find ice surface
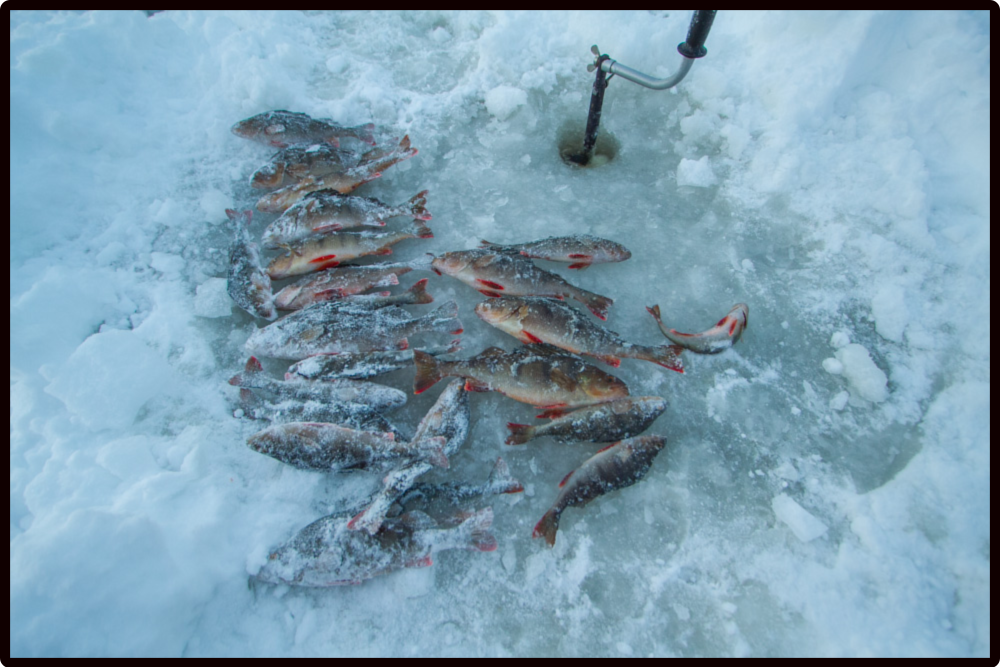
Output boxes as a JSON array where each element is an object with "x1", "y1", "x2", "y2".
[
  {"x1": 10, "y1": 9, "x2": 989, "y2": 658},
  {"x1": 772, "y1": 493, "x2": 829, "y2": 542}
]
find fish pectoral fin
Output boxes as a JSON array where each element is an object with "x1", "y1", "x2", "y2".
[
  {"x1": 535, "y1": 405, "x2": 568, "y2": 419},
  {"x1": 519, "y1": 331, "x2": 545, "y2": 345},
  {"x1": 557, "y1": 469, "x2": 575, "y2": 488},
  {"x1": 299, "y1": 326, "x2": 324, "y2": 342},
  {"x1": 464, "y1": 379, "x2": 491, "y2": 392},
  {"x1": 548, "y1": 368, "x2": 576, "y2": 392}
]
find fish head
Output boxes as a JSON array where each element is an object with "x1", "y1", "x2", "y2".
[
  {"x1": 430, "y1": 251, "x2": 474, "y2": 277},
  {"x1": 473, "y1": 298, "x2": 525, "y2": 328},
  {"x1": 578, "y1": 368, "x2": 631, "y2": 402},
  {"x1": 731, "y1": 303, "x2": 749, "y2": 329}
]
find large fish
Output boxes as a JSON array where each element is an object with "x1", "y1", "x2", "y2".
[
  {"x1": 237, "y1": 388, "x2": 408, "y2": 441},
  {"x1": 250, "y1": 143, "x2": 364, "y2": 189},
  {"x1": 255, "y1": 135, "x2": 418, "y2": 213},
  {"x1": 254, "y1": 507, "x2": 495, "y2": 587},
  {"x1": 247, "y1": 421, "x2": 447, "y2": 473},
  {"x1": 286, "y1": 339, "x2": 461, "y2": 381},
  {"x1": 231, "y1": 110, "x2": 375, "y2": 148},
  {"x1": 475, "y1": 296, "x2": 684, "y2": 373},
  {"x1": 480, "y1": 235, "x2": 631, "y2": 270},
  {"x1": 413, "y1": 345, "x2": 629, "y2": 418},
  {"x1": 225, "y1": 209, "x2": 277, "y2": 320},
  {"x1": 533, "y1": 435, "x2": 666, "y2": 547},
  {"x1": 266, "y1": 221, "x2": 433, "y2": 279},
  {"x1": 262, "y1": 190, "x2": 430, "y2": 248},
  {"x1": 431, "y1": 249, "x2": 613, "y2": 320},
  {"x1": 646, "y1": 303, "x2": 749, "y2": 354},
  {"x1": 272, "y1": 256, "x2": 433, "y2": 310},
  {"x1": 505, "y1": 395, "x2": 667, "y2": 446},
  {"x1": 245, "y1": 300, "x2": 463, "y2": 360}
]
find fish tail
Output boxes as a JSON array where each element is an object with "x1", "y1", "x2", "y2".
[
  {"x1": 413, "y1": 220, "x2": 433, "y2": 239},
  {"x1": 406, "y1": 278, "x2": 434, "y2": 305},
  {"x1": 413, "y1": 350, "x2": 444, "y2": 394},
  {"x1": 238, "y1": 388, "x2": 262, "y2": 418},
  {"x1": 413, "y1": 435, "x2": 449, "y2": 469},
  {"x1": 228, "y1": 356, "x2": 265, "y2": 386},
  {"x1": 408, "y1": 190, "x2": 431, "y2": 221},
  {"x1": 357, "y1": 122, "x2": 376, "y2": 145},
  {"x1": 532, "y1": 508, "x2": 561, "y2": 547},
  {"x1": 486, "y1": 457, "x2": 524, "y2": 494},
  {"x1": 425, "y1": 299, "x2": 463, "y2": 335},
  {"x1": 578, "y1": 289, "x2": 614, "y2": 321},
  {"x1": 454, "y1": 507, "x2": 496, "y2": 552},
  {"x1": 637, "y1": 344, "x2": 685, "y2": 373},
  {"x1": 225, "y1": 208, "x2": 253, "y2": 226},
  {"x1": 504, "y1": 422, "x2": 536, "y2": 446},
  {"x1": 403, "y1": 252, "x2": 435, "y2": 273}
]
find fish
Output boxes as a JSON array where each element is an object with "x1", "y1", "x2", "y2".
[
  {"x1": 286, "y1": 339, "x2": 461, "y2": 381},
  {"x1": 475, "y1": 296, "x2": 684, "y2": 373},
  {"x1": 480, "y1": 234, "x2": 631, "y2": 270},
  {"x1": 276, "y1": 276, "x2": 435, "y2": 313},
  {"x1": 228, "y1": 356, "x2": 406, "y2": 411},
  {"x1": 396, "y1": 457, "x2": 524, "y2": 510},
  {"x1": 646, "y1": 303, "x2": 749, "y2": 354},
  {"x1": 271, "y1": 256, "x2": 434, "y2": 310},
  {"x1": 505, "y1": 395, "x2": 667, "y2": 446},
  {"x1": 413, "y1": 345, "x2": 629, "y2": 418},
  {"x1": 533, "y1": 435, "x2": 666, "y2": 547},
  {"x1": 245, "y1": 300, "x2": 463, "y2": 360},
  {"x1": 254, "y1": 507, "x2": 495, "y2": 587},
  {"x1": 261, "y1": 190, "x2": 431, "y2": 248},
  {"x1": 237, "y1": 388, "x2": 408, "y2": 441},
  {"x1": 266, "y1": 221, "x2": 433, "y2": 279},
  {"x1": 255, "y1": 135, "x2": 418, "y2": 214},
  {"x1": 431, "y1": 249, "x2": 613, "y2": 320},
  {"x1": 225, "y1": 209, "x2": 277, "y2": 320},
  {"x1": 250, "y1": 143, "x2": 365, "y2": 189},
  {"x1": 247, "y1": 421, "x2": 448, "y2": 473},
  {"x1": 231, "y1": 110, "x2": 376, "y2": 148}
]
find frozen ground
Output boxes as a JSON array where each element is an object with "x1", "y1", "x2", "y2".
[{"x1": 10, "y1": 10, "x2": 989, "y2": 657}]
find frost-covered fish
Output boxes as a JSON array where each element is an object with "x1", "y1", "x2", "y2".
[
  {"x1": 237, "y1": 388, "x2": 408, "y2": 441},
  {"x1": 286, "y1": 339, "x2": 460, "y2": 381},
  {"x1": 413, "y1": 345, "x2": 629, "y2": 418},
  {"x1": 533, "y1": 435, "x2": 666, "y2": 547},
  {"x1": 262, "y1": 190, "x2": 430, "y2": 247},
  {"x1": 431, "y1": 249, "x2": 614, "y2": 320},
  {"x1": 245, "y1": 300, "x2": 463, "y2": 360},
  {"x1": 256, "y1": 135, "x2": 418, "y2": 213},
  {"x1": 505, "y1": 395, "x2": 667, "y2": 446},
  {"x1": 225, "y1": 209, "x2": 277, "y2": 320},
  {"x1": 231, "y1": 110, "x2": 375, "y2": 148},
  {"x1": 266, "y1": 221, "x2": 434, "y2": 279},
  {"x1": 396, "y1": 457, "x2": 524, "y2": 509},
  {"x1": 476, "y1": 297, "x2": 684, "y2": 373},
  {"x1": 272, "y1": 257, "x2": 433, "y2": 310},
  {"x1": 254, "y1": 507, "x2": 495, "y2": 587},
  {"x1": 480, "y1": 235, "x2": 631, "y2": 270},
  {"x1": 646, "y1": 303, "x2": 749, "y2": 354},
  {"x1": 250, "y1": 143, "x2": 363, "y2": 189},
  {"x1": 247, "y1": 422, "x2": 448, "y2": 473},
  {"x1": 229, "y1": 356, "x2": 406, "y2": 411}
]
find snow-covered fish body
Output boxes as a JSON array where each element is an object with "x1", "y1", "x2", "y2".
[
  {"x1": 250, "y1": 143, "x2": 364, "y2": 189},
  {"x1": 397, "y1": 457, "x2": 524, "y2": 509},
  {"x1": 481, "y1": 234, "x2": 631, "y2": 270},
  {"x1": 237, "y1": 389, "x2": 408, "y2": 440},
  {"x1": 225, "y1": 209, "x2": 277, "y2": 320},
  {"x1": 262, "y1": 190, "x2": 430, "y2": 248},
  {"x1": 533, "y1": 435, "x2": 666, "y2": 547},
  {"x1": 475, "y1": 297, "x2": 684, "y2": 373},
  {"x1": 413, "y1": 345, "x2": 629, "y2": 418},
  {"x1": 646, "y1": 303, "x2": 749, "y2": 354},
  {"x1": 431, "y1": 249, "x2": 614, "y2": 320},
  {"x1": 505, "y1": 395, "x2": 667, "y2": 446},
  {"x1": 231, "y1": 110, "x2": 375, "y2": 148},
  {"x1": 245, "y1": 300, "x2": 463, "y2": 360},
  {"x1": 286, "y1": 338, "x2": 460, "y2": 381},
  {"x1": 254, "y1": 507, "x2": 495, "y2": 587},
  {"x1": 266, "y1": 222, "x2": 433, "y2": 279},
  {"x1": 247, "y1": 422, "x2": 447, "y2": 473},
  {"x1": 271, "y1": 258, "x2": 431, "y2": 310}
]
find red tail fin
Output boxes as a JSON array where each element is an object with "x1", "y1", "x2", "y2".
[
  {"x1": 407, "y1": 278, "x2": 434, "y2": 305},
  {"x1": 505, "y1": 423, "x2": 535, "y2": 446},
  {"x1": 532, "y1": 509, "x2": 561, "y2": 547},
  {"x1": 413, "y1": 350, "x2": 443, "y2": 394}
]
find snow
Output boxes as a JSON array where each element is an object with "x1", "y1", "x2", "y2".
[{"x1": 10, "y1": 9, "x2": 989, "y2": 658}]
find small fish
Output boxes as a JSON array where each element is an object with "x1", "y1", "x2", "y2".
[
  {"x1": 266, "y1": 221, "x2": 433, "y2": 280},
  {"x1": 506, "y1": 395, "x2": 667, "y2": 446},
  {"x1": 245, "y1": 300, "x2": 463, "y2": 360},
  {"x1": 287, "y1": 339, "x2": 461, "y2": 381},
  {"x1": 247, "y1": 422, "x2": 448, "y2": 473},
  {"x1": 646, "y1": 303, "x2": 749, "y2": 354},
  {"x1": 262, "y1": 190, "x2": 431, "y2": 248},
  {"x1": 481, "y1": 235, "x2": 631, "y2": 270},
  {"x1": 256, "y1": 135, "x2": 418, "y2": 214},
  {"x1": 250, "y1": 143, "x2": 365, "y2": 189},
  {"x1": 396, "y1": 457, "x2": 525, "y2": 509},
  {"x1": 237, "y1": 388, "x2": 408, "y2": 441},
  {"x1": 231, "y1": 110, "x2": 375, "y2": 148},
  {"x1": 533, "y1": 435, "x2": 666, "y2": 547},
  {"x1": 229, "y1": 356, "x2": 406, "y2": 411},
  {"x1": 255, "y1": 507, "x2": 495, "y2": 587},
  {"x1": 225, "y1": 209, "x2": 277, "y2": 320},
  {"x1": 272, "y1": 257, "x2": 433, "y2": 310},
  {"x1": 431, "y1": 249, "x2": 613, "y2": 320},
  {"x1": 476, "y1": 296, "x2": 684, "y2": 373},
  {"x1": 413, "y1": 345, "x2": 629, "y2": 418}
]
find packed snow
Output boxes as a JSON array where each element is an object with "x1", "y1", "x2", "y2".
[{"x1": 10, "y1": 10, "x2": 989, "y2": 657}]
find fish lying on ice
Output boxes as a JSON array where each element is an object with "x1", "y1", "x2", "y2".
[
  {"x1": 231, "y1": 110, "x2": 375, "y2": 148},
  {"x1": 271, "y1": 256, "x2": 434, "y2": 310},
  {"x1": 431, "y1": 248, "x2": 613, "y2": 320},
  {"x1": 255, "y1": 507, "x2": 496, "y2": 587},
  {"x1": 476, "y1": 296, "x2": 684, "y2": 372},
  {"x1": 646, "y1": 303, "x2": 749, "y2": 354},
  {"x1": 237, "y1": 388, "x2": 408, "y2": 440},
  {"x1": 413, "y1": 345, "x2": 629, "y2": 418},
  {"x1": 396, "y1": 457, "x2": 524, "y2": 510},
  {"x1": 533, "y1": 435, "x2": 666, "y2": 547},
  {"x1": 225, "y1": 209, "x2": 277, "y2": 320},
  {"x1": 480, "y1": 234, "x2": 631, "y2": 270},
  {"x1": 286, "y1": 339, "x2": 461, "y2": 382},
  {"x1": 505, "y1": 395, "x2": 666, "y2": 446}
]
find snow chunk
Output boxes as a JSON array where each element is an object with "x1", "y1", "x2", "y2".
[
  {"x1": 194, "y1": 278, "x2": 232, "y2": 318},
  {"x1": 871, "y1": 283, "x2": 908, "y2": 342},
  {"x1": 822, "y1": 357, "x2": 844, "y2": 375},
  {"x1": 676, "y1": 156, "x2": 717, "y2": 187},
  {"x1": 835, "y1": 343, "x2": 889, "y2": 403},
  {"x1": 484, "y1": 85, "x2": 527, "y2": 121},
  {"x1": 199, "y1": 189, "x2": 230, "y2": 220},
  {"x1": 829, "y1": 391, "x2": 849, "y2": 411},
  {"x1": 772, "y1": 494, "x2": 828, "y2": 542},
  {"x1": 830, "y1": 330, "x2": 851, "y2": 349}
]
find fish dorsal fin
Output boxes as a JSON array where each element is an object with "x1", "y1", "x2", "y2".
[
  {"x1": 558, "y1": 469, "x2": 575, "y2": 488},
  {"x1": 474, "y1": 346, "x2": 507, "y2": 360}
]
